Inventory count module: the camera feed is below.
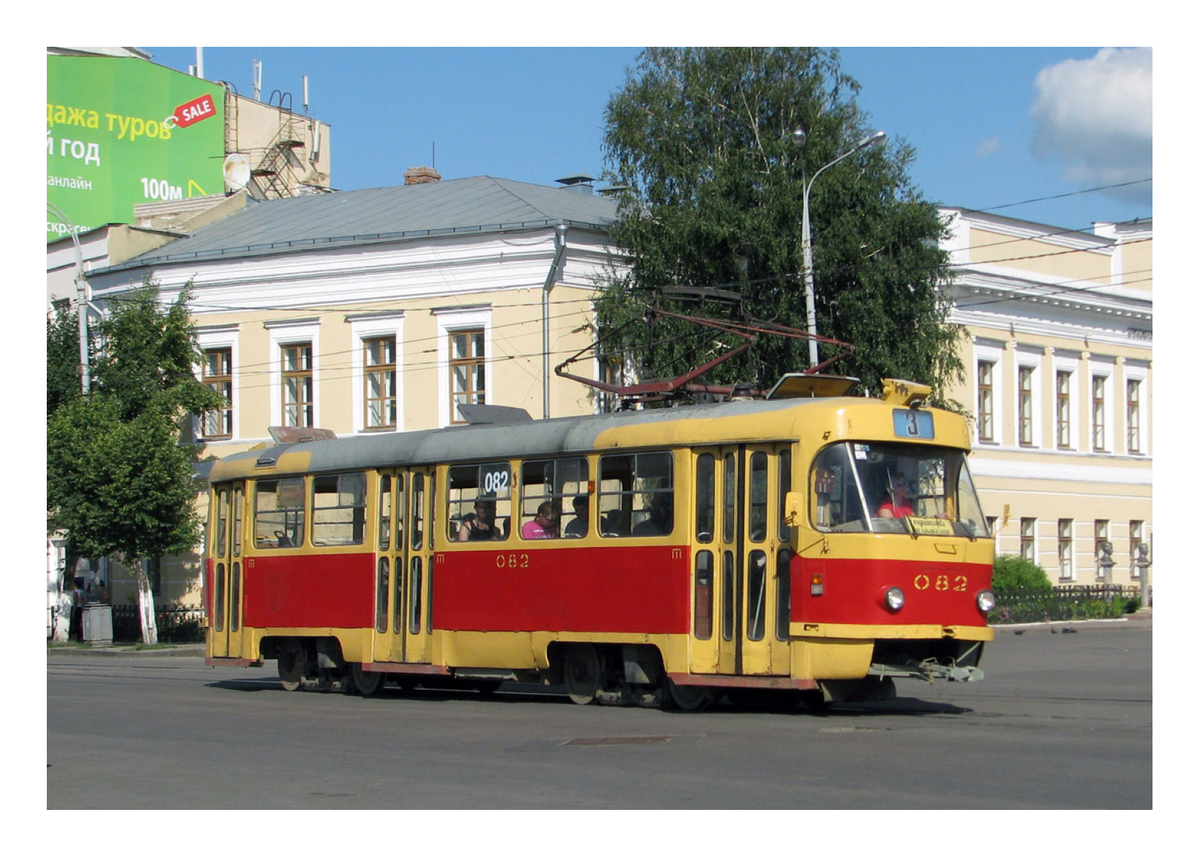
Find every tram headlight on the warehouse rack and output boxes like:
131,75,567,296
977,590,997,614
883,586,905,612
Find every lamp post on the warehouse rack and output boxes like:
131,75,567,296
47,203,90,395
792,128,886,368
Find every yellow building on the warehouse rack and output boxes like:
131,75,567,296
942,208,1152,593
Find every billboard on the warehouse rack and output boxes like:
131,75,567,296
47,55,226,242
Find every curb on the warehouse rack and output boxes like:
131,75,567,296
47,644,206,658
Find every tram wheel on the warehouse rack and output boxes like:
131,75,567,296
349,663,385,697
277,639,305,692
665,679,713,712
563,644,603,705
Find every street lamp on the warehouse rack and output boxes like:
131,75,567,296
47,202,90,395
792,128,886,368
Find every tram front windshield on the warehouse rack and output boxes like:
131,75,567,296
810,442,988,538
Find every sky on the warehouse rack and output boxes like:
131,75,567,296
142,45,1153,235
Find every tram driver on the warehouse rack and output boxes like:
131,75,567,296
877,474,915,519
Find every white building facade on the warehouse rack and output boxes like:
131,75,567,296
942,208,1152,591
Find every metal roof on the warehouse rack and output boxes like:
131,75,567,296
208,396,849,482
100,176,619,273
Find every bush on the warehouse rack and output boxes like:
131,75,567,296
992,556,1053,592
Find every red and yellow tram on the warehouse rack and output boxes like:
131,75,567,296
204,377,995,709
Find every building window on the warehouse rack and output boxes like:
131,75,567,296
598,354,626,414
1130,520,1144,579
977,360,995,442
202,347,233,439
364,336,397,430
449,329,485,424
1056,370,1072,449
281,343,314,428
1058,519,1074,581
1127,379,1142,454
1018,366,1035,446
1020,517,1036,563
1094,520,1110,581
1092,375,1107,452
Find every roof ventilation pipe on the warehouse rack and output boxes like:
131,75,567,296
543,223,569,419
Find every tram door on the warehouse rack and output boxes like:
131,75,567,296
210,483,246,659
714,445,792,677
373,471,407,663
404,467,437,664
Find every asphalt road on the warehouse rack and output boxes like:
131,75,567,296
46,621,1151,810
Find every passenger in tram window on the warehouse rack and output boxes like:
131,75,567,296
458,496,502,541
633,493,674,536
877,475,915,519
563,495,589,538
521,502,559,540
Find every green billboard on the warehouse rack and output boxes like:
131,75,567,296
47,55,226,242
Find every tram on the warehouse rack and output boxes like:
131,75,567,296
203,377,995,709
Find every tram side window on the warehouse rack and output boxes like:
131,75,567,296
255,478,306,548
696,454,715,543
448,462,511,542
599,451,674,537
521,457,588,539
312,472,367,546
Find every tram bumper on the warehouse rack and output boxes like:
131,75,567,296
868,638,986,683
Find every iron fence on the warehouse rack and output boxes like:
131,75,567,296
111,604,205,643
992,584,1142,625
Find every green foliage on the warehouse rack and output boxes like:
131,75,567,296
598,47,963,401
47,307,94,415
46,280,224,563
992,555,1053,592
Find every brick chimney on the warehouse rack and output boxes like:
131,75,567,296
404,166,442,185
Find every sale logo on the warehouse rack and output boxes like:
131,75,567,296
169,94,216,129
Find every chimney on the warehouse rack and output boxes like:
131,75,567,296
556,173,595,195
404,166,442,185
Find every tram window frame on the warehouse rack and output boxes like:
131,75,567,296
311,472,367,546
254,477,306,549
599,451,674,537
378,474,392,551
448,462,512,542
695,550,714,640
777,450,792,541
696,454,715,543
521,457,588,540
749,451,768,542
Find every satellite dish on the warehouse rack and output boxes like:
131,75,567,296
223,153,251,192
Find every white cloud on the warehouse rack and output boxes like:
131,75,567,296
974,137,1002,159
1030,47,1151,205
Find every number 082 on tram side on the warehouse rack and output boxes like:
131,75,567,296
203,377,996,709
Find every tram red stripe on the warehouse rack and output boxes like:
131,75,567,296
792,556,993,626
433,545,691,633
242,553,375,628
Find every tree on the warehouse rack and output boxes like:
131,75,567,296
47,281,223,643
597,47,963,402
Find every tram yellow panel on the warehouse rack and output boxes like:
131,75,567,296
790,622,995,642
792,638,875,681
441,631,540,670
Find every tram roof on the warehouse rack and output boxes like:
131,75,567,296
207,393,955,482
208,396,854,480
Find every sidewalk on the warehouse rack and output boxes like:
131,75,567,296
47,643,206,657
51,608,1152,654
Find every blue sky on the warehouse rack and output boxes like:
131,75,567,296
143,46,1152,234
